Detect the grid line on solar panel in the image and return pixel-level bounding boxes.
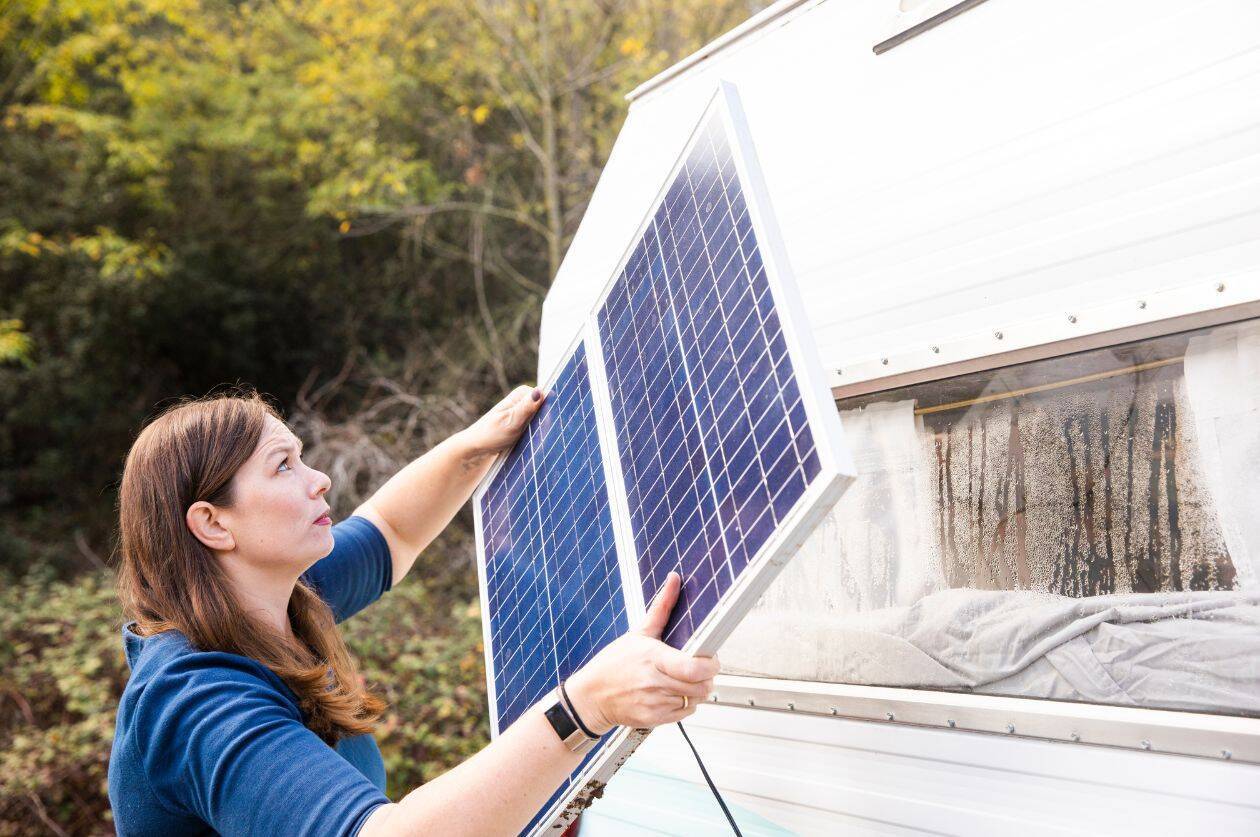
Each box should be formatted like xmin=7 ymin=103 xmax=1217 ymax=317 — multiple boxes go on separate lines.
xmin=596 ymin=112 xmax=821 ymax=648
xmin=479 ymin=342 xmax=629 ymax=733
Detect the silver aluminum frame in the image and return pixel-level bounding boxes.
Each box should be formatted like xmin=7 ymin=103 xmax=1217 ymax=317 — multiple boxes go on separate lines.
xmin=831 ymin=282 xmax=1260 ymax=398
xmin=709 ymin=674 xmax=1260 ymax=765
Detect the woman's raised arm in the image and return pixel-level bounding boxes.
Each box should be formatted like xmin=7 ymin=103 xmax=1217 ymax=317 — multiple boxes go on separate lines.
xmin=357 ymin=573 xmax=718 ymax=836
xmin=353 ymin=385 xmax=544 ymax=587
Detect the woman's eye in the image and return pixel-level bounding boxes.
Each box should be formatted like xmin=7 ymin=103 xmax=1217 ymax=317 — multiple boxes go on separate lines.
xmin=277 ymin=458 xmax=292 ymax=473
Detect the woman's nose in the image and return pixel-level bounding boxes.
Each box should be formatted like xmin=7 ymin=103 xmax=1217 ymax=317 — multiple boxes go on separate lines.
xmin=310 ymin=468 xmax=332 ymax=497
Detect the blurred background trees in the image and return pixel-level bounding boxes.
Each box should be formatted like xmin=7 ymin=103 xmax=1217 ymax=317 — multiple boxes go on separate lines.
xmin=0 ymin=0 xmax=763 ymax=831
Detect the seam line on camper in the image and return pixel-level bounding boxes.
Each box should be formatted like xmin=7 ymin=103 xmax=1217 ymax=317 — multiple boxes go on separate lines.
xmin=624 ymin=0 xmax=820 ymax=104
xmin=873 ymin=0 xmax=994 ymax=55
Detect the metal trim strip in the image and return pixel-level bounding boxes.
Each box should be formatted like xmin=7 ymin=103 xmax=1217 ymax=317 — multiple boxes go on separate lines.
xmin=709 ymin=674 xmax=1260 ymax=764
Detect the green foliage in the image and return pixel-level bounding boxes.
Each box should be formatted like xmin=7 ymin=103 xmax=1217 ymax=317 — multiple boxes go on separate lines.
xmin=0 ymin=321 xmax=34 ymax=367
xmin=0 ymin=570 xmax=123 ymax=835
xmin=0 ymin=563 xmax=487 ymax=834
xmin=0 ymin=0 xmax=758 ymax=574
xmin=342 ymin=564 xmax=490 ymax=794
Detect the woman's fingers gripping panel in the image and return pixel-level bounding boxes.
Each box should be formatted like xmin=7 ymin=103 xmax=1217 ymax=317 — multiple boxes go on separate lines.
xmin=654 ymin=645 xmax=719 ymax=689
xmin=638 ymin=571 xmax=681 ymax=639
xmin=500 ymin=384 xmax=543 ymax=432
xmin=648 ymin=666 xmax=714 ymax=699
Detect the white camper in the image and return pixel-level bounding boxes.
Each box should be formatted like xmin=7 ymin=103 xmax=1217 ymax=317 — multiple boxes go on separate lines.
xmin=538 ymin=1 xmax=1260 ymax=833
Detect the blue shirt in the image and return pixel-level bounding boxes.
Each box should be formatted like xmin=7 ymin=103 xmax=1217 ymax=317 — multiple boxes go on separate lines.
xmin=108 ymin=516 xmax=395 ymax=836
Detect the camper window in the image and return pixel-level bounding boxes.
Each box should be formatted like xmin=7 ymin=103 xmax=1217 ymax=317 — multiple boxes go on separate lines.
xmin=721 ymin=318 xmax=1260 ymax=720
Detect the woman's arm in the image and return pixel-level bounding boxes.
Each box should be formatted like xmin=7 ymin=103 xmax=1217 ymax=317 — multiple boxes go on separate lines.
xmin=357 ymin=573 xmax=719 ymax=836
xmin=358 ymin=687 xmax=587 ymax=835
xmin=353 ymin=386 xmax=543 ymax=587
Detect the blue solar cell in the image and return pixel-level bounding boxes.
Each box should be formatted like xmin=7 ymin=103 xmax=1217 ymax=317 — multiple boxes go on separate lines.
xmin=478 ymin=341 xmax=629 ymax=826
xmin=597 ymin=112 xmax=820 ymax=648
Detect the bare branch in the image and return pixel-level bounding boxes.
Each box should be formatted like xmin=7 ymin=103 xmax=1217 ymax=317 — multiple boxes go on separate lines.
xmin=486 ymin=249 xmax=547 ymax=296
xmin=73 ymin=530 xmax=107 ymax=572
xmin=24 ymin=793 xmax=69 ymax=837
xmin=364 ymin=200 xmax=551 ymax=241
xmin=471 ymin=212 xmax=510 ymax=392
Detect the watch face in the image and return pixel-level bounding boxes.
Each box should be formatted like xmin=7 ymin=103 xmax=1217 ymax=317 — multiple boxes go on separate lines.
xmin=545 ymin=700 xmax=579 ymax=740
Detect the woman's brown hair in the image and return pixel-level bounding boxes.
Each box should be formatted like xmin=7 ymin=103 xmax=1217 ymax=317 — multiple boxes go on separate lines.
xmin=115 ymin=391 xmax=385 ymax=744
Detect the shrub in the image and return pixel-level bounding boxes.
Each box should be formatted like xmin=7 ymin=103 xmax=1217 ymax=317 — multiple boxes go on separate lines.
xmin=0 ymin=562 xmax=487 ymax=835
xmin=344 ymin=570 xmax=489 ymax=795
xmin=1 ymin=570 xmax=125 ymax=835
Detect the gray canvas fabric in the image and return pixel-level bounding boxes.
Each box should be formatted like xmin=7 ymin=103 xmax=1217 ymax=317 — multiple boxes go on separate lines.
xmin=723 ymin=588 xmax=1260 ymax=715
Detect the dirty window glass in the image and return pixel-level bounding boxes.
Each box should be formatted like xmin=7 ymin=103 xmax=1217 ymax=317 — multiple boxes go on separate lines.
xmin=721 ymin=319 xmax=1260 ymax=717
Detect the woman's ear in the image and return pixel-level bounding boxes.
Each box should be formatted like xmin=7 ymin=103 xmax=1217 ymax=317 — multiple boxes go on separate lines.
xmin=186 ymin=501 xmax=236 ymax=552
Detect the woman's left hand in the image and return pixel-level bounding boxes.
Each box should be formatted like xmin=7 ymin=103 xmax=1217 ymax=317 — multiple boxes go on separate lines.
xmin=563 ymin=572 xmax=718 ymax=733
xmin=460 ymin=384 xmax=545 ymax=461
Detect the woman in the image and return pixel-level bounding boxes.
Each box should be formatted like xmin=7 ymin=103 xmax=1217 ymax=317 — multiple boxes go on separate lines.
xmin=107 ymin=387 xmax=717 ymax=835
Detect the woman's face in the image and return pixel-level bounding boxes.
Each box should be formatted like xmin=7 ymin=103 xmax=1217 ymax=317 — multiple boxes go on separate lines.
xmin=216 ymin=414 xmax=334 ymax=571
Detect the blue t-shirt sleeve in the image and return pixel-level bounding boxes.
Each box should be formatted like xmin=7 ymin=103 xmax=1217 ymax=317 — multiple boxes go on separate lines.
xmin=302 ymin=516 xmax=393 ymax=623
xmin=133 ymin=653 xmax=388 ymax=836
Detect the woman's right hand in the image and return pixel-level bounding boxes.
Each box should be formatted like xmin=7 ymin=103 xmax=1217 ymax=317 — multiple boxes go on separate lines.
xmin=564 ymin=572 xmax=719 ymax=733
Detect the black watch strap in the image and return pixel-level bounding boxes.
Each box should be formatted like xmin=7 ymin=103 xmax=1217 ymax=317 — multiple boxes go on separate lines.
xmin=558 ymin=680 xmax=599 ymax=740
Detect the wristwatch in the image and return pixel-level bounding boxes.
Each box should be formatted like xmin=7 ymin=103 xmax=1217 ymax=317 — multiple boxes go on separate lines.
xmin=544 ymin=684 xmax=600 ymax=753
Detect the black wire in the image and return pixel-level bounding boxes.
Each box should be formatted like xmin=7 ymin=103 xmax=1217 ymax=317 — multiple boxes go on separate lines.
xmin=676 ymin=721 xmax=744 ymax=836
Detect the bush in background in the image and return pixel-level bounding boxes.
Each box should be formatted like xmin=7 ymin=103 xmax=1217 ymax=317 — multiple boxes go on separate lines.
xmin=0 ymin=555 xmax=486 ymax=835
xmin=0 ymin=571 xmax=122 ymax=836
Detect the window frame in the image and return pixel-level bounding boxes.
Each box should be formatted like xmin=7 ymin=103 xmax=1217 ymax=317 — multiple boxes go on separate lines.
xmin=723 ymin=307 xmax=1260 ymax=765
xmin=831 ymin=286 xmax=1260 ymax=401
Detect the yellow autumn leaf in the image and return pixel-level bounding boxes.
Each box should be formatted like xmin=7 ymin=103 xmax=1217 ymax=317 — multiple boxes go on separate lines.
xmin=339 ymin=220 xmax=351 ymax=233
xmin=472 ymin=104 xmax=490 ymax=125
xmin=296 ymin=139 xmax=322 ymax=165
xmin=619 ymin=36 xmax=644 ymax=56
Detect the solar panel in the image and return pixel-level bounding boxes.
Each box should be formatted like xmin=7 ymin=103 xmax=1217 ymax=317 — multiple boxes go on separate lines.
xmin=595 ymin=108 xmax=825 ymax=651
xmin=474 ymin=338 xmax=632 ymax=830
xmin=474 ymin=82 xmax=853 ymax=834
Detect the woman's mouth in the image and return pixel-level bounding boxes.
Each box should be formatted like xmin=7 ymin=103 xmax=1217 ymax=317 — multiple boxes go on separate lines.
xmin=314 ymin=512 xmax=331 ymax=526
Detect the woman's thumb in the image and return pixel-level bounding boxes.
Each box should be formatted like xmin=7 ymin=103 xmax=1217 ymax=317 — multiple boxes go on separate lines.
xmin=639 ymin=571 xmax=681 ymax=639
